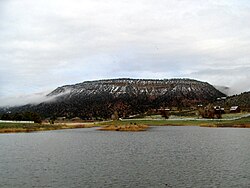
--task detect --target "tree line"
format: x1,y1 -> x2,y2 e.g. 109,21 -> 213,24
0,111 -> 42,123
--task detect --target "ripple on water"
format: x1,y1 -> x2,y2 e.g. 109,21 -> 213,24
0,127 -> 249,188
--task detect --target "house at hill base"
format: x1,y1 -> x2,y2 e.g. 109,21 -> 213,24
157,108 -> 170,119
71,117 -> 82,121
230,106 -> 241,113
57,117 -> 66,121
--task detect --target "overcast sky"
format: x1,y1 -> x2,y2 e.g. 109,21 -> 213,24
0,0 -> 250,106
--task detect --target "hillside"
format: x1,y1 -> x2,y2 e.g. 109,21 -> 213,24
1,78 -> 226,119
224,91 -> 250,109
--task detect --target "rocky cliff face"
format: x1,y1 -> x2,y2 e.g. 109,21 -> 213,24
1,78 -> 226,119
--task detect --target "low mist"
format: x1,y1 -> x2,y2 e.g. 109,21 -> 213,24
0,90 -> 71,108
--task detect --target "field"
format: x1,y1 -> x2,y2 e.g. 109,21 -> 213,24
0,122 -> 96,133
0,113 -> 250,133
97,114 -> 250,128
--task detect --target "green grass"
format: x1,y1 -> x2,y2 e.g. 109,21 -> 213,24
1,115 -> 250,133
209,116 -> 250,127
0,122 -> 68,129
97,119 -> 207,126
97,116 -> 250,128
0,123 -> 39,129
0,123 -> 63,133
0,122 -> 96,133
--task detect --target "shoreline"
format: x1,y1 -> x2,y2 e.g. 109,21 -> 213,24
99,124 -> 148,131
0,116 -> 250,134
0,123 -> 97,134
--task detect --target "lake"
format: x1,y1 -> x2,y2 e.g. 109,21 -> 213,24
0,126 -> 249,188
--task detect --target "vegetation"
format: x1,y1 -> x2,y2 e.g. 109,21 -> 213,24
0,122 -> 96,133
225,91 -> 250,109
198,104 -> 222,119
97,119 -> 210,126
0,107 -> 249,134
199,116 -> 250,128
0,114 -> 249,134
0,111 -> 42,123
97,115 -> 250,128
99,122 -> 148,131
111,111 -> 119,120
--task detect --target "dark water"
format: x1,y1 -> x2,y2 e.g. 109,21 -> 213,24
0,126 -> 249,188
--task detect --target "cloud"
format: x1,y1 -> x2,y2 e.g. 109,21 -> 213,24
0,0 -> 250,105
0,89 -> 71,107
188,66 -> 250,95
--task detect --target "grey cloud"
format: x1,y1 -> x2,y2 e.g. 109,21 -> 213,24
188,66 -> 250,95
0,0 -> 250,106
0,89 -> 72,107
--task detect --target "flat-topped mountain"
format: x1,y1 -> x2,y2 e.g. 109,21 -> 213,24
1,78 -> 226,119
42,78 -> 226,118
48,78 -> 224,98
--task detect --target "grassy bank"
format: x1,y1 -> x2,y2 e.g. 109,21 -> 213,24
1,115 -> 250,133
0,122 -> 96,133
99,122 -> 148,131
97,119 -> 213,126
97,116 -> 250,128
199,116 -> 250,128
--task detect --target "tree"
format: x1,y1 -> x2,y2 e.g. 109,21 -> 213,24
1,113 -> 12,120
31,112 -> 42,124
111,111 -> 119,120
198,104 -> 220,119
50,115 -> 56,124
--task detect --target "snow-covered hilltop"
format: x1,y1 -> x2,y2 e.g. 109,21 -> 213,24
48,78 -> 223,99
